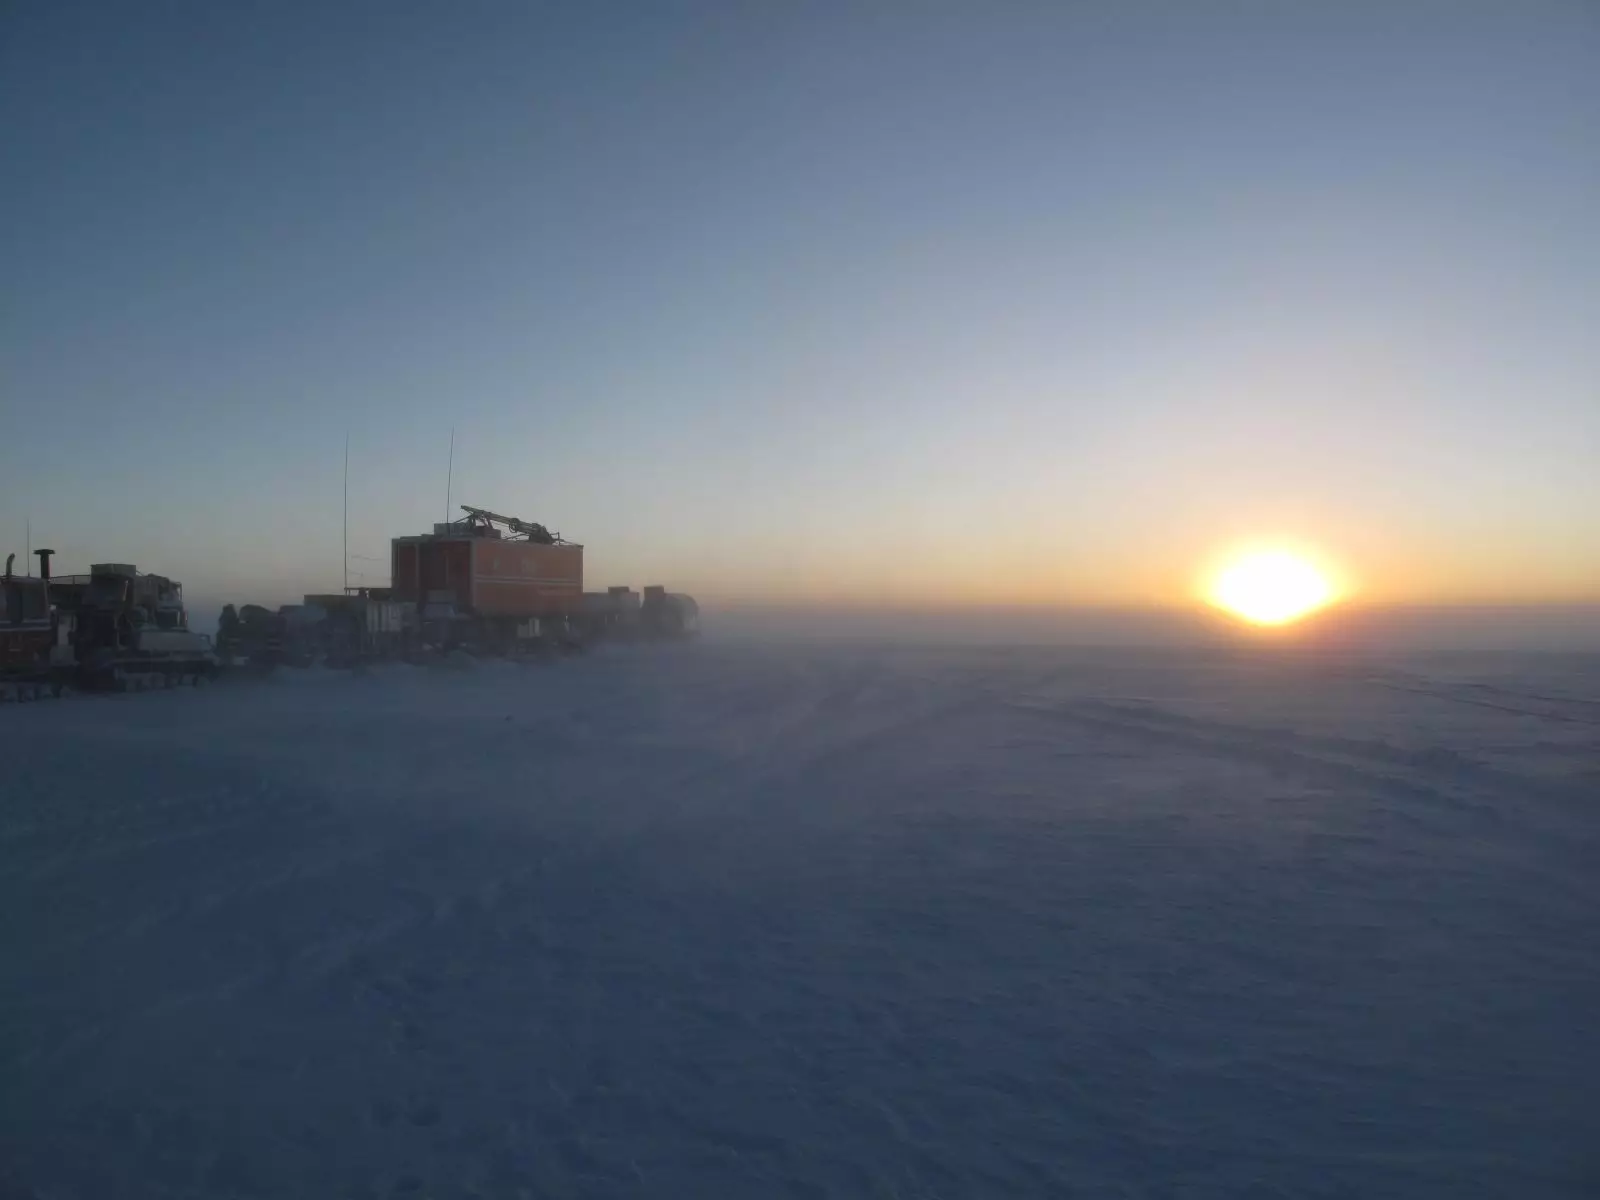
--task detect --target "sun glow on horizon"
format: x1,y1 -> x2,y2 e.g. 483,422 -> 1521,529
1207,550 -> 1337,626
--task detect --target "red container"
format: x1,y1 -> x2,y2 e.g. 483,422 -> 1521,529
391,535 -> 583,618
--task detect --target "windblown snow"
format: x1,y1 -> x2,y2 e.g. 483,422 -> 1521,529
2,642 -> 1597,1197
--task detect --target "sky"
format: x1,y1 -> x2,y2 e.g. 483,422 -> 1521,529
3,1 -> 1597,615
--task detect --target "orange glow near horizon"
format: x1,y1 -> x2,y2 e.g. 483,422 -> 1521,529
1206,550 -> 1338,626
627,529 -> 1600,611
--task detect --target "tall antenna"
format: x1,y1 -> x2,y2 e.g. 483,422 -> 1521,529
343,433 -> 350,593
25,515 -> 29,565
445,426 -> 455,527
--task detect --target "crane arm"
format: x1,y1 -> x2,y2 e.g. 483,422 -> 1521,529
458,505 -> 560,543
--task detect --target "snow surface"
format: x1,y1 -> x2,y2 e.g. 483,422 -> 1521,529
2,641 -> 1597,1198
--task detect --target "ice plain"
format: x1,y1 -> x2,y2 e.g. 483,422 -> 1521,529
2,638 -> 1597,1198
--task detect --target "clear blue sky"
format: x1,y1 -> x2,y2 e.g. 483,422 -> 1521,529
4,1 -> 1596,612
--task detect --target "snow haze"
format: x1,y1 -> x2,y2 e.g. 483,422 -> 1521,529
4,641 -> 1597,1196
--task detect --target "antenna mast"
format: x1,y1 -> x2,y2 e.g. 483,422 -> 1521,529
343,433 -> 350,593
445,426 -> 455,527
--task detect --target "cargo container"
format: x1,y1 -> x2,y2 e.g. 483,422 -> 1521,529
582,586 -> 640,617
579,586 -> 643,640
640,586 -> 700,638
297,594 -> 419,664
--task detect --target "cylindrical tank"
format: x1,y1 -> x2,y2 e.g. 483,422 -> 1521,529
666,594 -> 699,635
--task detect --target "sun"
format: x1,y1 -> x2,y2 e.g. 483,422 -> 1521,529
1207,550 -> 1336,626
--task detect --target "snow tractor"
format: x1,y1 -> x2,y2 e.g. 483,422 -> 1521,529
72,562 -> 216,690
0,550 -> 72,701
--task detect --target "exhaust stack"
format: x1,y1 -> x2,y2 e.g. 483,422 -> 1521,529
36,549 -> 53,581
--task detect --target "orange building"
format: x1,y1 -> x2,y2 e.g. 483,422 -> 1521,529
391,526 -> 583,620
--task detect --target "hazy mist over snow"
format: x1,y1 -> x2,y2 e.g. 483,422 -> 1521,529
173,600 -> 1600,658
701,603 -> 1600,654
4,640 -> 1597,1196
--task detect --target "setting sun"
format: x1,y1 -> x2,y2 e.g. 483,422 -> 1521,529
1208,551 -> 1336,626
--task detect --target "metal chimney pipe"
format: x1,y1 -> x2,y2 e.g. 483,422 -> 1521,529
3,553 -> 12,578
35,549 -> 53,581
